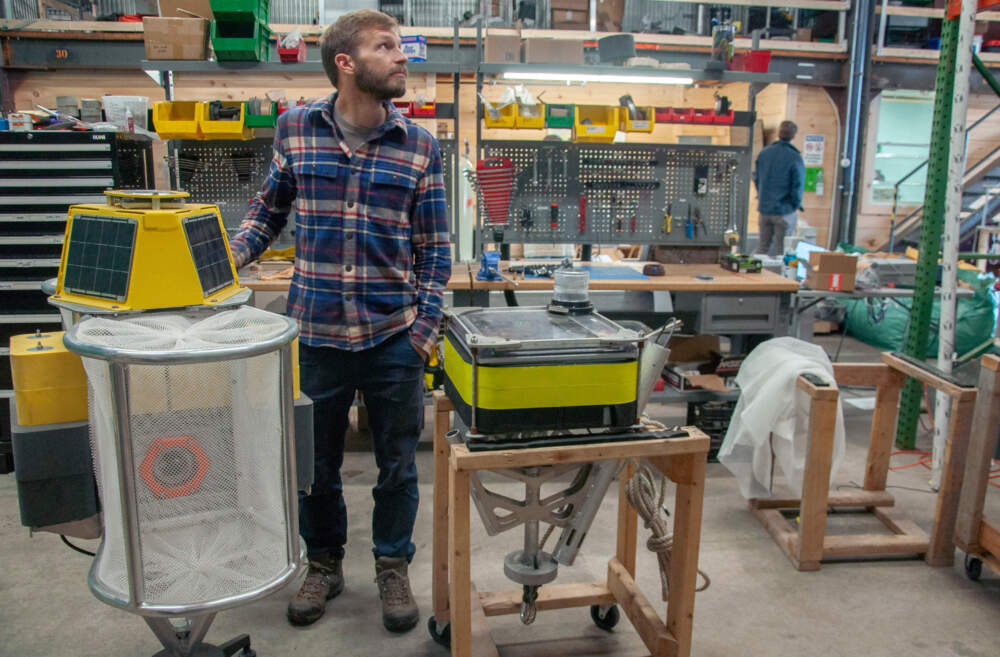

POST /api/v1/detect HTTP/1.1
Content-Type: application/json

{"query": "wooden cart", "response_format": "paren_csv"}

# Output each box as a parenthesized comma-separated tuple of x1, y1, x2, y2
(429, 392, 710, 657)
(954, 354, 1000, 580)
(749, 352, 977, 570)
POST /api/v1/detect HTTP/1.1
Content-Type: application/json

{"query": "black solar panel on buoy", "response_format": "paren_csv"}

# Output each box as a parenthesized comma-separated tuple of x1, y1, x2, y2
(63, 214, 137, 301)
(182, 213, 235, 296)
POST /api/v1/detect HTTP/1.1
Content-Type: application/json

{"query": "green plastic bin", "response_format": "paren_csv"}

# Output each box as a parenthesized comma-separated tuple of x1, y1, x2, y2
(209, 0, 270, 24)
(211, 19, 271, 62)
(545, 104, 574, 129)
(244, 99, 278, 128)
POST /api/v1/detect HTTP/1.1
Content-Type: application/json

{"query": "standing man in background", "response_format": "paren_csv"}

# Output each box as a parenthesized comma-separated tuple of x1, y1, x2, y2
(753, 120, 805, 256)
(228, 9, 451, 634)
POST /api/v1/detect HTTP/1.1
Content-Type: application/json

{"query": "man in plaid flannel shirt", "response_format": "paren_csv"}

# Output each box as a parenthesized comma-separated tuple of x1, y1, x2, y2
(229, 9, 451, 633)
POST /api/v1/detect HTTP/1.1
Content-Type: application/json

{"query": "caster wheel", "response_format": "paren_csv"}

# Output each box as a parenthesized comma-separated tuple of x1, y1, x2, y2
(428, 615, 451, 649)
(965, 554, 983, 582)
(590, 604, 620, 632)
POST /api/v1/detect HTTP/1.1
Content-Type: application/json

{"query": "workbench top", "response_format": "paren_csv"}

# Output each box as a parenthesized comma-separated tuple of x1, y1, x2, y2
(241, 261, 800, 293)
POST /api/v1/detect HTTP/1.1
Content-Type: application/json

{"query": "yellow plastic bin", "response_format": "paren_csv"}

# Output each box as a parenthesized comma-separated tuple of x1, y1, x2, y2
(153, 101, 202, 139)
(198, 100, 252, 140)
(573, 105, 618, 143)
(514, 102, 545, 129)
(483, 102, 517, 129)
(620, 106, 655, 133)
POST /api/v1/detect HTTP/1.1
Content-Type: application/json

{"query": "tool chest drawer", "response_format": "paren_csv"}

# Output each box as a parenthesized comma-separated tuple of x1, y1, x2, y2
(699, 293, 779, 333)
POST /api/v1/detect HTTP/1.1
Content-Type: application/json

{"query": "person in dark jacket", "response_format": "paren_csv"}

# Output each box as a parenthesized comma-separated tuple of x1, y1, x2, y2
(753, 120, 805, 256)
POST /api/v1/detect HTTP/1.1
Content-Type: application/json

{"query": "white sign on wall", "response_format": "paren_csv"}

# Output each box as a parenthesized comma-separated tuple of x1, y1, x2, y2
(803, 134, 825, 166)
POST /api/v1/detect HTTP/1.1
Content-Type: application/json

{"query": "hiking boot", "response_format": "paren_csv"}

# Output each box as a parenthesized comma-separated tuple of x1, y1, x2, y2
(287, 554, 344, 626)
(374, 556, 419, 633)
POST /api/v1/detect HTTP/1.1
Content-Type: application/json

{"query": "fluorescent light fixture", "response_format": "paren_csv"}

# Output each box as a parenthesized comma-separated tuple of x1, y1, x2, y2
(500, 71, 694, 85)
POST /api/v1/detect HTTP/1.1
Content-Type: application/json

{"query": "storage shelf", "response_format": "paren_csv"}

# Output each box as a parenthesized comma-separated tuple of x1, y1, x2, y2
(480, 62, 781, 84)
(140, 60, 461, 74)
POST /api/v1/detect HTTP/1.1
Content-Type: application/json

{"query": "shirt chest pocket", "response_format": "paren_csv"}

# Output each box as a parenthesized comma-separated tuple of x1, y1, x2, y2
(291, 161, 348, 219)
(366, 168, 418, 228)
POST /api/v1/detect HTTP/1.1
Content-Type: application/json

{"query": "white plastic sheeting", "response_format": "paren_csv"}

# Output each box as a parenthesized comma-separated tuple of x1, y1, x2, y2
(718, 337, 846, 499)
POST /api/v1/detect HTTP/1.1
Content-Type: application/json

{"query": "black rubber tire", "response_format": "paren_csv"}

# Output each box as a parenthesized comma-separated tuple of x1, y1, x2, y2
(590, 604, 620, 632)
(965, 554, 983, 582)
(428, 616, 451, 649)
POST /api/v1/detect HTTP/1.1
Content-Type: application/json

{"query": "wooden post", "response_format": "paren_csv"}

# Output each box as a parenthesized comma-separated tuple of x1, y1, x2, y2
(795, 377, 841, 570)
(955, 355, 1000, 552)
(616, 459, 639, 576)
(925, 393, 977, 566)
(864, 369, 906, 491)
(432, 392, 453, 624)
(449, 458, 472, 657)
(665, 453, 706, 657)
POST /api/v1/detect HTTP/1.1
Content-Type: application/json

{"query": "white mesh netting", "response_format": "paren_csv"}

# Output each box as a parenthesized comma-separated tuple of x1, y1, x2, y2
(81, 307, 292, 607)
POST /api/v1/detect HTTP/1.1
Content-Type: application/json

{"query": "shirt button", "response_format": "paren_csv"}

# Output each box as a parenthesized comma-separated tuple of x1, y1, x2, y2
(345, 265, 353, 272)
(346, 233, 354, 240)
(347, 201, 355, 209)
(345, 294, 353, 302)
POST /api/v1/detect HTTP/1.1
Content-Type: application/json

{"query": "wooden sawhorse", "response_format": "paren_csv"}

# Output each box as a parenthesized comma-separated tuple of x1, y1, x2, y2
(955, 354, 1000, 580)
(749, 352, 977, 570)
(430, 392, 710, 657)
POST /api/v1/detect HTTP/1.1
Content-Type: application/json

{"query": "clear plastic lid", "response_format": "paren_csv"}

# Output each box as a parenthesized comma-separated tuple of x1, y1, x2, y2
(455, 307, 629, 342)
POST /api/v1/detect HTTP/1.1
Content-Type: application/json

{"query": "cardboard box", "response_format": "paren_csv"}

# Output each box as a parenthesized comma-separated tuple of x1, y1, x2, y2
(157, 0, 213, 19)
(143, 17, 209, 60)
(804, 251, 858, 292)
(484, 33, 522, 63)
(796, 27, 812, 41)
(552, 10, 589, 28)
(662, 363, 731, 392)
(667, 334, 720, 363)
(551, 0, 589, 10)
(597, 0, 624, 31)
(522, 37, 584, 64)
(401, 35, 427, 62)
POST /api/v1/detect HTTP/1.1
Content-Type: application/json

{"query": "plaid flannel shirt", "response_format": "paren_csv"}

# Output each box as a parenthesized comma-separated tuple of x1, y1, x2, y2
(230, 93, 451, 356)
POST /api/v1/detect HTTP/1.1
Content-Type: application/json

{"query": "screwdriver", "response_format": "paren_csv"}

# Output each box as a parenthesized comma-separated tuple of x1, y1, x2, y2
(578, 195, 586, 233)
(550, 203, 559, 230)
(662, 203, 672, 234)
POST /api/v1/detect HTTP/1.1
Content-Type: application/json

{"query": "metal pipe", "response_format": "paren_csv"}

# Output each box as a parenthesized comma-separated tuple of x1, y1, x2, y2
(109, 360, 144, 609)
(877, 0, 889, 56)
(280, 342, 301, 565)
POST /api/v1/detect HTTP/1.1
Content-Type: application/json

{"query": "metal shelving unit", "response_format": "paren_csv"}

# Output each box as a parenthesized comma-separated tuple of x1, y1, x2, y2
(0, 131, 153, 471)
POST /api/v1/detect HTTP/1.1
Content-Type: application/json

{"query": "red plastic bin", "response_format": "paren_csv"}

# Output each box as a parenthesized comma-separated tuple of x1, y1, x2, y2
(412, 102, 436, 117)
(393, 101, 412, 116)
(692, 109, 714, 124)
(712, 110, 735, 124)
(729, 49, 771, 73)
(278, 39, 306, 63)
(670, 108, 695, 123)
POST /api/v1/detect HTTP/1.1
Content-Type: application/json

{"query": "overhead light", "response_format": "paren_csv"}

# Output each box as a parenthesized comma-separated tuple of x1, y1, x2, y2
(500, 71, 694, 85)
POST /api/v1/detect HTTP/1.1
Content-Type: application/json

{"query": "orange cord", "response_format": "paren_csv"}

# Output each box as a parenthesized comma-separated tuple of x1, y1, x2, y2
(891, 452, 1000, 488)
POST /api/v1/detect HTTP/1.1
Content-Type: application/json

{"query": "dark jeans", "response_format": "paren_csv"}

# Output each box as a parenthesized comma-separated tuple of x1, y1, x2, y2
(756, 212, 798, 257)
(298, 330, 425, 562)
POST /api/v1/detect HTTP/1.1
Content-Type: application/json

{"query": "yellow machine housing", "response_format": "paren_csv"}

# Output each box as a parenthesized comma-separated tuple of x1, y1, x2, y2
(50, 190, 244, 312)
(10, 331, 88, 426)
(443, 307, 640, 434)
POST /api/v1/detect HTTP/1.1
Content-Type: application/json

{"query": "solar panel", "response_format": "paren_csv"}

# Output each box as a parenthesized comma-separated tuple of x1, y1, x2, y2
(63, 214, 137, 301)
(183, 213, 235, 296)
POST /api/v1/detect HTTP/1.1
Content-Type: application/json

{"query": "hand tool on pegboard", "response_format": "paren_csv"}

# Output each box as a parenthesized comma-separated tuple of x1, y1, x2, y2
(578, 195, 587, 233)
(467, 157, 515, 226)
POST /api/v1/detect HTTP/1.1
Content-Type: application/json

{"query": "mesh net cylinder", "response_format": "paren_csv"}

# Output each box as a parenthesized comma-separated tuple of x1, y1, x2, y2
(64, 306, 301, 613)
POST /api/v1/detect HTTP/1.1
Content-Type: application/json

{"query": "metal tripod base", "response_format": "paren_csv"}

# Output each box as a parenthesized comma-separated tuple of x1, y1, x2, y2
(146, 615, 255, 657)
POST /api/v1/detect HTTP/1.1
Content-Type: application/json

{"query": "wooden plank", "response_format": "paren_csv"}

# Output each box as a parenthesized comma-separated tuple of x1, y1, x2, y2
(478, 581, 613, 617)
(432, 392, 452, 624)
(450, 432, 710, 472)
(797, 391, 840, 566)
(648, 454, 698, 486)
(864, 369, 906, 492)
(666, 454, 706, 657)
(448, 465, 472, 657)
(750, 506, 808, 569)
(795, 375, 840, 401)
(882, 352, 977, 401)
(872, 507, 928, 540)
(955, 356, 1000, 551)
(665, 0, 848, 10)
(749, 489, 895, 509)
(607, 558, 677, 657)
(832, 363, 890, 388)
(979, 521, 1000, 558)
(468, 584, 500, 657)
(616, 460, 639, 576)
(926, 396, 977, 567)
(823, 533, 928, 558)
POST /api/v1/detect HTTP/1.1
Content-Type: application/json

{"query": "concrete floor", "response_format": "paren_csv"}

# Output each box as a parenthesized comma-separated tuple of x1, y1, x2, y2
(2, 336, 1000, 657)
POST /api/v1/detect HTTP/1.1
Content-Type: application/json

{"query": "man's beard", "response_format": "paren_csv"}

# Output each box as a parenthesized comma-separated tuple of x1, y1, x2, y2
(355, 59, 407, 101)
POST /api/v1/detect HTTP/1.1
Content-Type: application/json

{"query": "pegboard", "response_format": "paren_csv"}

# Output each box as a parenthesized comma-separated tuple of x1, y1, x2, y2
(476, 140, 750, 252)
(172, 138, 457, 250)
